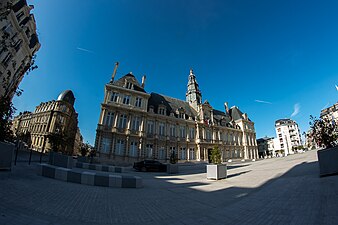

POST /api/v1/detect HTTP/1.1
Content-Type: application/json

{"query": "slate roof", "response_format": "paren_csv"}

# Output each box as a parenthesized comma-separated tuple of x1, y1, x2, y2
(213, 109, 231, 125)
(148, 93, 197, 119)
(229, 106, 244, 121)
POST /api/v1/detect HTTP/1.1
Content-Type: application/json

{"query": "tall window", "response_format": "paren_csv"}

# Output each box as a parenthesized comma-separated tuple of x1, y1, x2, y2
(206, 129, 212, 140)
(131, 116, 140, 131)
(180, 147, 186, 160)
(129, 141, 138, 157)
(101, 138, 111, 153)
(180, 126, 186, 138)
(159, 123, 165, 136)
(147, 121, 154, 134)
(115, 139, 125, 156)
(146, 144, 153, 158)
(189, 127, 195, 139)
(123, 95, 131, 105)
(135, 97, 142, 107)
(118, 114, 127, 129)
(110, 92, 119, 102)
(170, 125, 176, 137)
(189, 148, 195, 160)
(158, 147, 165, 159)
(104, 111, 114, 127)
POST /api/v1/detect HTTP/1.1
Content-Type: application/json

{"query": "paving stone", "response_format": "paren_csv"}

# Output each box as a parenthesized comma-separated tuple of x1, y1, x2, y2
(0, 150, 337, 225)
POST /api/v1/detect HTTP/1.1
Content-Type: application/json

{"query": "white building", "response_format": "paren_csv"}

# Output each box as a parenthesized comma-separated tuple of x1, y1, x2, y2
(275, 119, 302, 156)
(0, 0, 40, 99)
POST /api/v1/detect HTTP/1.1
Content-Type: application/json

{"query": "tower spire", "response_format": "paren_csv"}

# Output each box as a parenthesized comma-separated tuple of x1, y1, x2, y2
(186, 68, 202, 111)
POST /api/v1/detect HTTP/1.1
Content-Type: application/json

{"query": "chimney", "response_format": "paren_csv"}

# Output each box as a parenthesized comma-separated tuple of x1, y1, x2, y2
(141, 75, 146, 88)
(110, 62, 119, 83)
(224, 102, 229, 114)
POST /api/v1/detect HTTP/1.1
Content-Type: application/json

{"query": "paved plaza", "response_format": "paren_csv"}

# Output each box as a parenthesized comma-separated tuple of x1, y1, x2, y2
(0, 150, 337, 225)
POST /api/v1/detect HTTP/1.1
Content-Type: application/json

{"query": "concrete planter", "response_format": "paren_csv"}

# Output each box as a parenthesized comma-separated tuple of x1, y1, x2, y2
(0, 142, 14, 170)
(77, 156, 88, 163)
(207, 164, 227, 180)
(49, 152, 73, 168)
(166, 163, 179, 174)
(317, 146, 338, 177)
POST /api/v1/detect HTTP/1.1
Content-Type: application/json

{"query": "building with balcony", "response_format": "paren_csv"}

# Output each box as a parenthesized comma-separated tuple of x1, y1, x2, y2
(320, 102, 338, 122)
(95, 66, 258, 164)
(0, 0, 41, 99)
(11, 90, 79, 155)
(274, 119, 302, 156)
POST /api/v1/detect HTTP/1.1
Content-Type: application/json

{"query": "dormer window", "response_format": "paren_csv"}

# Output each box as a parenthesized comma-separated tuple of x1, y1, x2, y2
(159, 107, 166, 115)
(126, 82, 133, 89)
(177, 107, 185, 119)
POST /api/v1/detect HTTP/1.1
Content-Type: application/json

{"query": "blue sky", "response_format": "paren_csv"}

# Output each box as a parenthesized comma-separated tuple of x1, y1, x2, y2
(14, 0, 338, 145)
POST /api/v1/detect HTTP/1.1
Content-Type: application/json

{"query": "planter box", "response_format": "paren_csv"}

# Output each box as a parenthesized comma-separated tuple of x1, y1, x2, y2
(77, 156, 88, 163)
(166, 163, 179, 174)
(0, 142, 14, 170)
(207, 164, 227, 180)
(317, 146, 338, 177)
(49, 152, 73, 169)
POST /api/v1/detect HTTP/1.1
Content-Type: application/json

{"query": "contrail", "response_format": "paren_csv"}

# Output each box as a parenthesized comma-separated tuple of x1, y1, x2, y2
(254, 99, 272, 104)
(76, 47, 94, 54)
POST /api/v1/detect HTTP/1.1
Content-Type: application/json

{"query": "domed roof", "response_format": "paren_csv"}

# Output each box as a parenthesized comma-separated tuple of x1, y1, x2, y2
(57, 90, 75, 106)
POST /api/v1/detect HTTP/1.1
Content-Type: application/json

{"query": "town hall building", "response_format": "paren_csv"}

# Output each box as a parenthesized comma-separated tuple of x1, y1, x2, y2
(95, 64, 258, 163)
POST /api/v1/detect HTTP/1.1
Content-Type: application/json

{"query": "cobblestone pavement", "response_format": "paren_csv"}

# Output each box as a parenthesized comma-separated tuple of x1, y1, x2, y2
(0, 150, 337, 225)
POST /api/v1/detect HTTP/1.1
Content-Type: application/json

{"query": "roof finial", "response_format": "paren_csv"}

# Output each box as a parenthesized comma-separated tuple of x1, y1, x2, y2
(190, 68, 193, 75)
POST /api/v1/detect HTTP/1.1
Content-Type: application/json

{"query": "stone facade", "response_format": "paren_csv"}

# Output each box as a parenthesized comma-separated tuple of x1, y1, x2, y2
(12, 90, 79, 155)
(95, 68, 258, 163)
(0, 0, 40, 99)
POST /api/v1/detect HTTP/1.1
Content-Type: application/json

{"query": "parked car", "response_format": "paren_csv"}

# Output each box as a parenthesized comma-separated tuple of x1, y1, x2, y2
(133, 160, 167, 172)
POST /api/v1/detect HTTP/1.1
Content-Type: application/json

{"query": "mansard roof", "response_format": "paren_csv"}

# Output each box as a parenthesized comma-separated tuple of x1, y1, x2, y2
(148, 93, 198, 118)
(229, 106, 248, 121)
(112, 73, 146, 93)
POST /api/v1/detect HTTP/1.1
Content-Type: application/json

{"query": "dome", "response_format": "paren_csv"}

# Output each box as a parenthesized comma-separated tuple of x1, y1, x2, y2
(57, 90, 75, 106)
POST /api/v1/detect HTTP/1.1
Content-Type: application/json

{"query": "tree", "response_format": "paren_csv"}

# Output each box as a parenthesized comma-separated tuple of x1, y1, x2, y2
(308, 115, 338, 149)
(80, 143, 92, 157)
(46, 132, 65, 153)
(169, 151, 178, 164)
(0, 95, 15, 142)
(210, 146, 222, 164)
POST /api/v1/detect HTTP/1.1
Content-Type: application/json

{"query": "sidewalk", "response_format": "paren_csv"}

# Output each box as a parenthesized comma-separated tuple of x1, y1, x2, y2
(0, 150, 337, 225)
